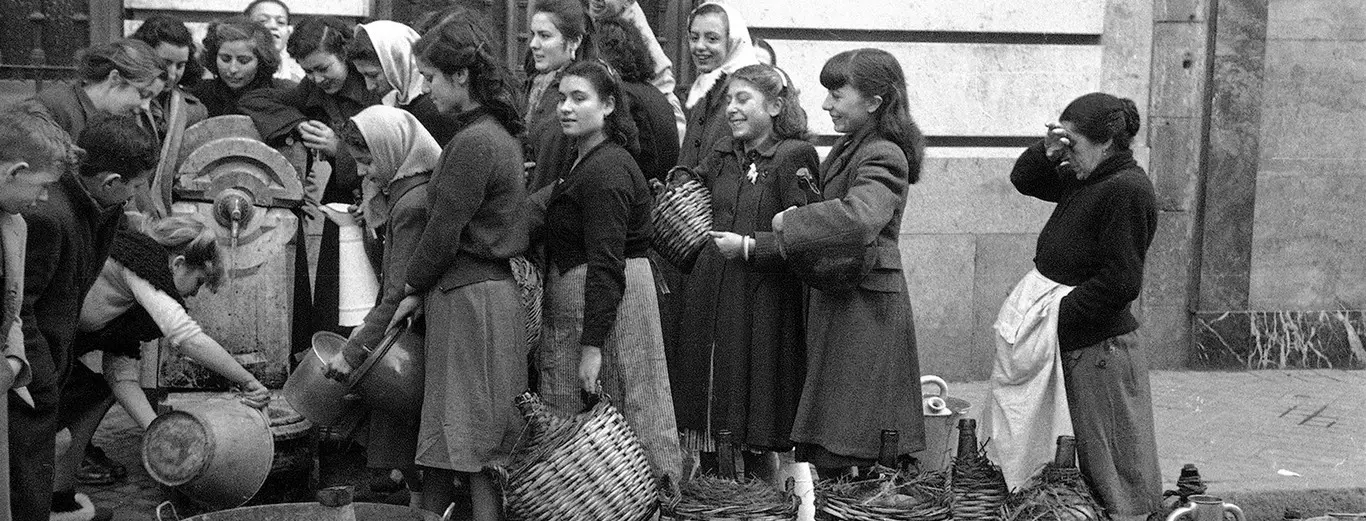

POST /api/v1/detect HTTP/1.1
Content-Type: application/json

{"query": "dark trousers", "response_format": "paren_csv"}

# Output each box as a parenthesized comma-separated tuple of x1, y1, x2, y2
(9, 393, 57, 521)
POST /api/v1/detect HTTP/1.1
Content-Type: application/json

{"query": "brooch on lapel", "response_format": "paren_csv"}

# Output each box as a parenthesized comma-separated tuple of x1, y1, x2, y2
(746, 163, 759, 184)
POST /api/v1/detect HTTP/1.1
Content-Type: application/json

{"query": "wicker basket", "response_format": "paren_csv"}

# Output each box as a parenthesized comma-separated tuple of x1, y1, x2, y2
(1000, 436, 1104, 521)
(502, 393, 659, 521)
(651, 178, 713, 270)
(951, 420, 1009, 521)
(815, 469, 953, 521)
(662, 475, 797, 521)
(510, 255, 543, 348)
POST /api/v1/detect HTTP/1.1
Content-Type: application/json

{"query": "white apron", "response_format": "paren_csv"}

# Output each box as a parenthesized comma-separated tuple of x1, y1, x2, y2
(981, 268, 1074, 489)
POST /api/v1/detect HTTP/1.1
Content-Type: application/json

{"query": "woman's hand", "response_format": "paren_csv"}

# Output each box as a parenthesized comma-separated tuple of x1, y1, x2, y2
(238, 378, 271, 409)
(1043, 122, 1073, 162)
(298, 120, 339, 157)
(388, 294, 423, 330)
(710, 231, 746, 260)
(578, 345, 602, 394)
(322, 348, 354, 383)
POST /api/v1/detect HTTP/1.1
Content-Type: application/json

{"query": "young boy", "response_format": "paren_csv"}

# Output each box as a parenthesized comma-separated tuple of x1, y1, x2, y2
(0, 104, 83, 521)
(13, 113, 156, 521)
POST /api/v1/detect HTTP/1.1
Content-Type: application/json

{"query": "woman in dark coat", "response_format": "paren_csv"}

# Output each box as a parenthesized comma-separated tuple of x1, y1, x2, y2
(240, 16, 381, 338)
(677, 2, 757, 168)
(772, 49, 926, 476)
(32, 39, 165, 140)
(674, 64, 817, 481)
(1009, 92, 1161, 520)
(192, 17, 295, 117)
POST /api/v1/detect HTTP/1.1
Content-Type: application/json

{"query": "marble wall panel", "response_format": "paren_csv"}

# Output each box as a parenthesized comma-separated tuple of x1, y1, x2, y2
(1193, 310, 1366, 369)
(902, 234, 978, 381)
(903, 153, 1055, 236)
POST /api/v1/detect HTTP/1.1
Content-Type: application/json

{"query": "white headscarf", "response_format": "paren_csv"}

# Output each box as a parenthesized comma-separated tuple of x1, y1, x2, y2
(350, 106, 441, 229)
(357, 21, 425, 106)
(685, 2, 758, 109)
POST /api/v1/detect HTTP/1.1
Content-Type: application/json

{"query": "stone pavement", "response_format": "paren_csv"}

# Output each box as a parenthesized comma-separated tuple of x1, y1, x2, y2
(82, 370, 1366, 520)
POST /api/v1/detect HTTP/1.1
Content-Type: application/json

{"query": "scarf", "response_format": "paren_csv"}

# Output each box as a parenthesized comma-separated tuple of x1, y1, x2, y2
(350, 105, 442, 229)
(358, 20, 426, 107)
(684, 2, 758, 109)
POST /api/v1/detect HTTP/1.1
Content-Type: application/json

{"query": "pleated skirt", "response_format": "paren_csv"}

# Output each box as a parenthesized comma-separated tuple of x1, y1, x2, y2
(538, 258, 684, 481)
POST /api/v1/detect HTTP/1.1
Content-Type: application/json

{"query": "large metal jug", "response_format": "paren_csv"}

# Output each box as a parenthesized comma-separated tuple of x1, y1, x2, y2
(913, 375, 970, 471)
(1166, 495, 1246, 521)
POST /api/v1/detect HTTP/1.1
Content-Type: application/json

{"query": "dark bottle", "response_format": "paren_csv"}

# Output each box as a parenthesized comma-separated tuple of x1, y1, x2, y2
(1053, 435, 1077, 468)
(955, 418, 978, 459)
(716, 429, 736, 479)
(878, 430, 900, 470)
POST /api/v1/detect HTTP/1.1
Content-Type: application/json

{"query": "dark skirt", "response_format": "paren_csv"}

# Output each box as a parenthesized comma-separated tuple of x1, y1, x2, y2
(1062, 331, 1163, 515)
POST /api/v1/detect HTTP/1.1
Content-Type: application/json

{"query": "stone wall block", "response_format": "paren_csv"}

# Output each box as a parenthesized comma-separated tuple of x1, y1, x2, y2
(902, 234, 978, 382)
(1151, 22, 1210, 119)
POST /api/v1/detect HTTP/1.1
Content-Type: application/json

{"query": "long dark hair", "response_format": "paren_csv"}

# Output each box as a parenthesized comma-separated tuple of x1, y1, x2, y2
(595, 18, 654, 84)
(200, 16, 280, 82)
(819, 48, 924, 184)
(561, 60, 639, 157)
(131, 14, 202, 88)
(730, 64, 807, 141)
(413, 8, 525, 135)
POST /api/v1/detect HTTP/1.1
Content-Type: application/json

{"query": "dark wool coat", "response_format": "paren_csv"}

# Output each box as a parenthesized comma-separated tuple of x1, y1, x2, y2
(10, 173, 123, 521)
(32, 82, 98, 139)
(776, 131, 926, 463)
(399, 94, 461, 147)
(190, 75, 298, 118)
(672, 136, 818, 451)
(622, 81, 680, 184)
(677, 77, 730, 169)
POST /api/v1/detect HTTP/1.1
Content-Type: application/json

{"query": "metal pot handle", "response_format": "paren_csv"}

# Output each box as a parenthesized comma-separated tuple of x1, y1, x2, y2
(442, 502, 457, 521)
(156, 501, 181, 521)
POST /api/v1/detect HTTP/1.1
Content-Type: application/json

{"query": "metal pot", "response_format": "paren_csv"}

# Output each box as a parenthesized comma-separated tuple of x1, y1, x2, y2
(142, 398, 273, 511)
(283, 331, 359, 426)
(348, 318, 425, 421)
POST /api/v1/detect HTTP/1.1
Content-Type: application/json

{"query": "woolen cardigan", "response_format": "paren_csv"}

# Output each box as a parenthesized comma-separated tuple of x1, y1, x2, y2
(1010, 141, 1158, 351)
(539, 141, 653, 348)
(404, 110, 528, 293)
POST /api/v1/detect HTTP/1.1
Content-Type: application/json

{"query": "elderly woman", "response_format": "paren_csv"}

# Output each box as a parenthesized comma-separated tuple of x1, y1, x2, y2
(1005, 92, 1160, 520)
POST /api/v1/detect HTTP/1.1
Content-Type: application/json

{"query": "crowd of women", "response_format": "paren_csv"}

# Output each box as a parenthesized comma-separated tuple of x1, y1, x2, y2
(0, 0, 1165, 520)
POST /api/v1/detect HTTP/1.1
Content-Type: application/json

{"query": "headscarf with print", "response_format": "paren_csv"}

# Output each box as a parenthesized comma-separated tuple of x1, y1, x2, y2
(357, 20, 426, 106)
(685, 2, 758, 109)
(350, 105, 441, 229)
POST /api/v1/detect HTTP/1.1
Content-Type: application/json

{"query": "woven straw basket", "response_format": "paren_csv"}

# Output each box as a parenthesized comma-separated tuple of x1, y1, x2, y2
(502, 393, 659, 521)
(950, 437, 1009, 521)
(509, 256, 543, 348)
(651, 178, 713, 270)
(815, 469, 953, 521)
(662, 474, 797, 521)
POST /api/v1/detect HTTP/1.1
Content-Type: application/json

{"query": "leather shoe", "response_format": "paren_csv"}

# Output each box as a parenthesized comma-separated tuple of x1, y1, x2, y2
(85, 445, 127, 479)
(75, 461, 116, 486)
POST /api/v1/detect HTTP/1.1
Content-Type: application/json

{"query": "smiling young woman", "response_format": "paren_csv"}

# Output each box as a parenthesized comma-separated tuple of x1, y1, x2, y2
(191, 17, 290, 117)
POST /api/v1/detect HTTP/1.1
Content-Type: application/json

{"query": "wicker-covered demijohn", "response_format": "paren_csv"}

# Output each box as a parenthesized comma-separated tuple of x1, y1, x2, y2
(815, 468, 953, 521)
(662, 474, 797, 521)
(951, 419, 1009, 521)
(651, 177, 713, 270)
(1000, 436, 1105, 521)
(502, 392, 659, 521)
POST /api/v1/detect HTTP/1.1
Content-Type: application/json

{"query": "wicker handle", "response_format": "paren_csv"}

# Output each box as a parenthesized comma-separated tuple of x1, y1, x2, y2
(579, 388, 602, 413)
(666, 166, 697, 188)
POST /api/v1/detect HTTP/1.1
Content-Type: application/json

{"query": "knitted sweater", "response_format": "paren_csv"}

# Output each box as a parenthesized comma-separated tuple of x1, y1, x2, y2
(1011, 141, 1158, 351)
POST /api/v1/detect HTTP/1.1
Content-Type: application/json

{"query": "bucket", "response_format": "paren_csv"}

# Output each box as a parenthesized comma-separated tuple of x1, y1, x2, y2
(142, 398, 274, 511)
(283, 331, 359, 426)
(912, 375, 970, 472)
(321, 202, 378, 327)
(348, 318, 424, 421)
(249, 404, 317, 505)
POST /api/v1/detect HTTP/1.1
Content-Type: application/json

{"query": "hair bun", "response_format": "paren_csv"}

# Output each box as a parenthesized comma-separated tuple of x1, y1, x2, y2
(1120, 97, 1141, 136)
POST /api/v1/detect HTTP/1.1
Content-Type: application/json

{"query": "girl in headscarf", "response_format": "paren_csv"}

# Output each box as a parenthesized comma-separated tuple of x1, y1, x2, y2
(678, 1, 758, 168)
(347, 20, 461, 145)
(323, 105, 441, 507)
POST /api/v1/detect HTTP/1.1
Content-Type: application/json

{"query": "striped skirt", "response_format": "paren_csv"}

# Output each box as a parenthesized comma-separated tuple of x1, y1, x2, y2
(538, 258, 684, 481)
